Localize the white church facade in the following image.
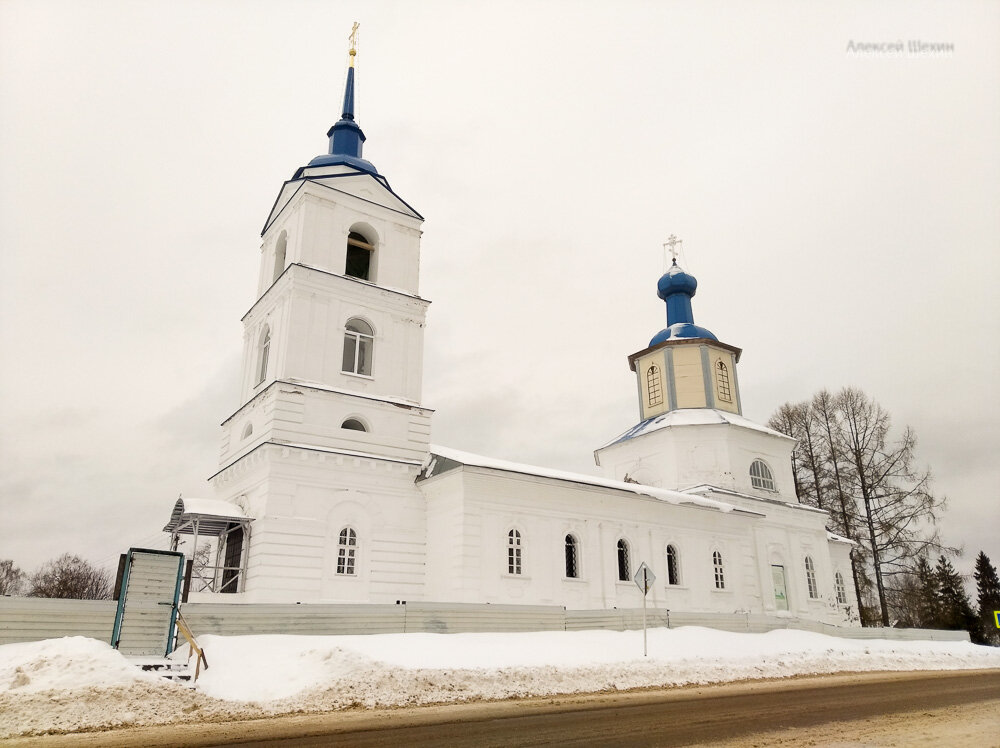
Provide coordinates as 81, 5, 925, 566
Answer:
164, 46, 857, 626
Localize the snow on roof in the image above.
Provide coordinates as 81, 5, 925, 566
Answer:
175, 498, 247, 519
599, 408, 794, 450
684, 484, 829, 515
425, 445, 750, 515
827, 531, 856, 545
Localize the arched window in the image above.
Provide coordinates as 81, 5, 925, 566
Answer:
336, 527, 357, 575
257, 326, 271, 385
617, 539, 630, 582
716, 360, 732, 403
713, 550, 725, 589
345, 231, 375, 281
272, 231, 287, 283
646, 365, 663, 407
507, 530, 522, 575
342, 318, 374, 376
805, 556, 818, 599
666, 544, 680, 585
749, 459, 776, 491
835, 571, 847, 604
565, 534, 579, 579
341, 418, 367, 432
241, 423, 253, 440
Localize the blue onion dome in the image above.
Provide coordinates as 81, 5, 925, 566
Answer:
657, 262, 698, 299
649, 259, 718, 346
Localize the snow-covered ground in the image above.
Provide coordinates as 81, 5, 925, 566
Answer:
1, 627, 998, 738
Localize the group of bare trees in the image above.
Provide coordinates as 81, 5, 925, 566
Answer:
0, 555, 113, 599
769, 387, 952, 627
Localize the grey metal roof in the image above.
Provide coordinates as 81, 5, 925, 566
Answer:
162, 498, 252, 536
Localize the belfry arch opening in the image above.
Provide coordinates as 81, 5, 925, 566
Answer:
273, 231, 287, 283
345, 228, 376, 281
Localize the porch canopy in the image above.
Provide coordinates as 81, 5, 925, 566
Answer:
163, 498, 253, 594
163, 497, 251, 537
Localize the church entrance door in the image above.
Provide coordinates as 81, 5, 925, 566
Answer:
771, 565, 789, 611
221, 526, 244, 593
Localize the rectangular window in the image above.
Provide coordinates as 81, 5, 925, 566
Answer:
357, 336, 372, 375
713, 551, 726, 589
342, 336, 357, 373
646, 365, 663, 407
565, 536, 578, 578
716, 361, 732, 403
508, 546, 521, 575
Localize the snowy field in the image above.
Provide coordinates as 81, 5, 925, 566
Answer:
1, 627, 998, 739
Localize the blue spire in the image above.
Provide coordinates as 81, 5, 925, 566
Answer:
304, 34, 379, 176
649, 259, 718, 346
326, 66, 366, 159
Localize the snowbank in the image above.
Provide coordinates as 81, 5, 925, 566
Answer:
2, 627, 998, 738
0, 637, 163, 695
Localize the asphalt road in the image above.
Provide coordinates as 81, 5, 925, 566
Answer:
9, 670, 998, 747
216, 670, 1000, 747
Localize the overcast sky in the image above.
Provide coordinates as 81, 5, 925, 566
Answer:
1, 1, 997, 584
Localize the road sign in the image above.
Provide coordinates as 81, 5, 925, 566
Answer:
633, 562, 655, 657
634, 562, 655, 596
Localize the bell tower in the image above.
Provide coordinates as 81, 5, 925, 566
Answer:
219, 28, 431, 470
209, 27, 433, 602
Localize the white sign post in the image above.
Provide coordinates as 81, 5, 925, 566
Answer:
633, 562, 655, 657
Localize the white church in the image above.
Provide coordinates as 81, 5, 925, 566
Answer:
164, 43, 857, 626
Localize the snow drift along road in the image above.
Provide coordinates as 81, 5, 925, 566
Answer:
1, 627, 998, 738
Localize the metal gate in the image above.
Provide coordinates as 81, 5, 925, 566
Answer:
111, 548, 185, 657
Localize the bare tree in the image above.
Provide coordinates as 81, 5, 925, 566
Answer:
769, 387, 948, 626
836, 387, 951, 626
811, 389, 869, 619
767, 403, 805, 500
0, 559, 26, 595
28, 554, 113, 600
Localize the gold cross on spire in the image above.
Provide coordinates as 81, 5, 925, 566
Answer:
348, 22, 360, 66
664, 234, 682, 264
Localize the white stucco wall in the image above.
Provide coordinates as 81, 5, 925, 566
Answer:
595, 418, 799, 501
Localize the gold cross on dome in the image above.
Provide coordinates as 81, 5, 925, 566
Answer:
664, 235, 682, 263
348, 22, 360, 63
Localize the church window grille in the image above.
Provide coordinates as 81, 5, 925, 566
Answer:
346, 231, 375, 281
646, 365, 663, 407
666, 544, 680, 585
716, 361, 732, 403
507, 530, 522, 575
750, 459, 776, 491
273, 231, 287, 283
336, 527, 357, 575
835, 571, 847, 604
257, 326, 271, 385
565, 534, 579, 578
341, 418, 367, 432
617, 539, 631, 582
342, 318, 374, 376
713, 550, 726, 589
805, 556, 818, 599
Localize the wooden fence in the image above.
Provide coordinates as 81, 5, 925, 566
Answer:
0, 596, 970, 646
